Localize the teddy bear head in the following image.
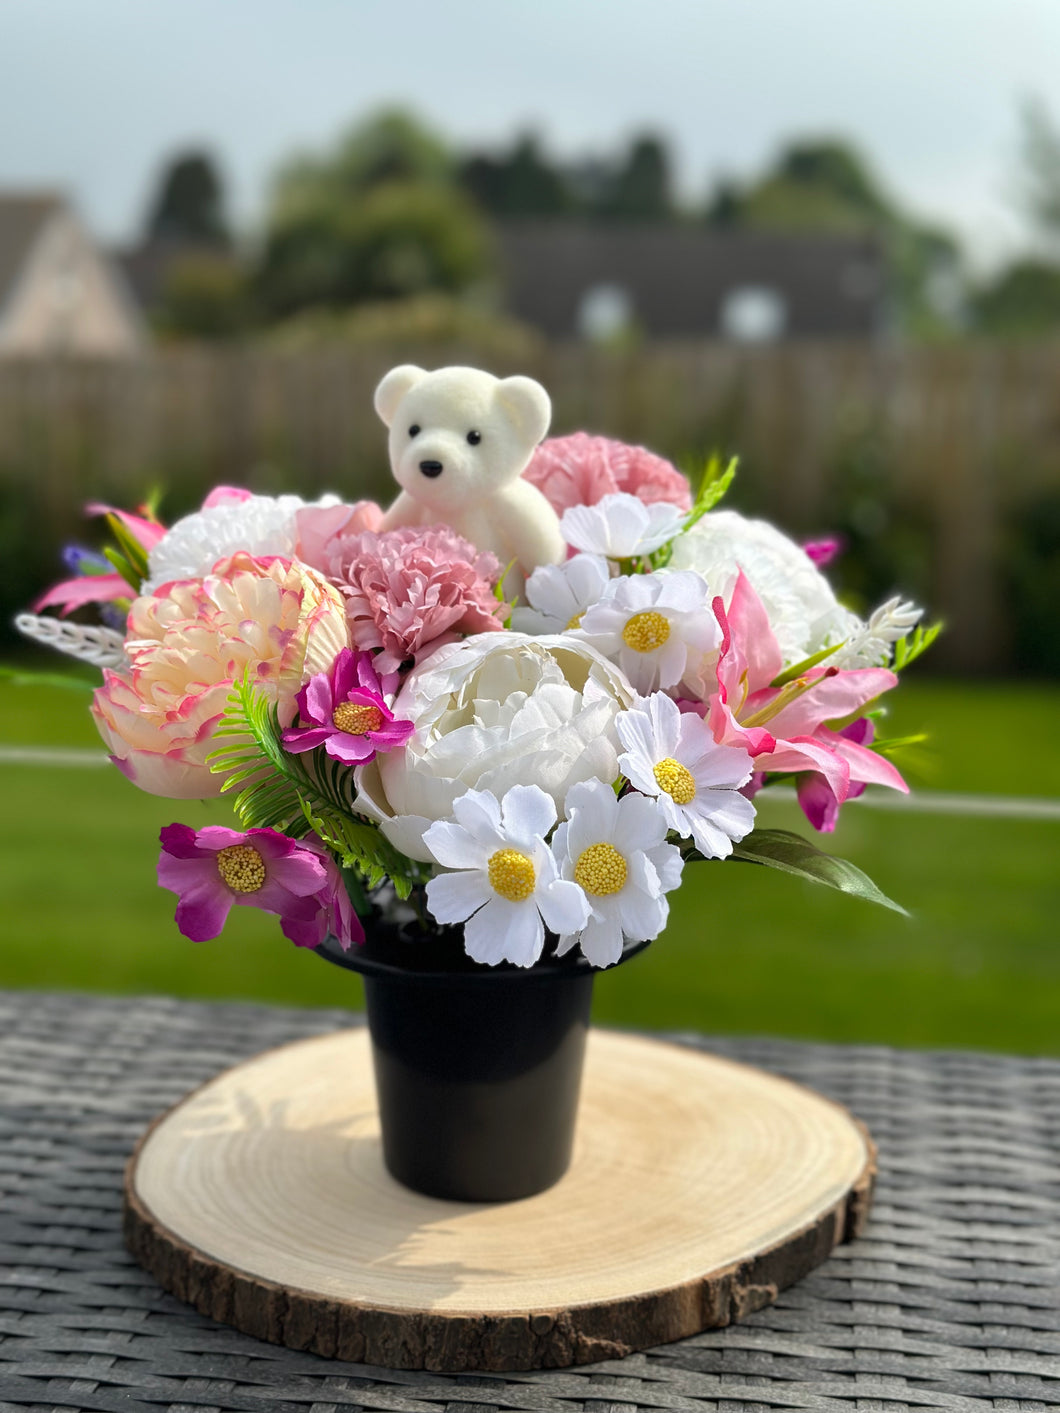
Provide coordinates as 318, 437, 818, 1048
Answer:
374, 364, 551, 513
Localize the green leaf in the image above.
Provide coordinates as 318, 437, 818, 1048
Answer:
685, 453, 738, 532
770, 640, 844, 687
872, 732, 929, 756
729, 828, 909, 916
105, 513, 150, 582
103, 547, 140, 590
893, 620, 943, 672
648, 453, 737, 570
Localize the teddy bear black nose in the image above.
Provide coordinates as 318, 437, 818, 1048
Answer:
419, 460, 444, 478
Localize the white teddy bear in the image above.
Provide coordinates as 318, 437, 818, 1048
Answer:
375, 364, 566, 594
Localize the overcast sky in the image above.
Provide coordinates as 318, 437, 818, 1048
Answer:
2, 0, 1058, 270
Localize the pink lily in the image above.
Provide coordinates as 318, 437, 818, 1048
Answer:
33, 500, 168, 616
34, 572, 132, 616
705, 571, 907, 829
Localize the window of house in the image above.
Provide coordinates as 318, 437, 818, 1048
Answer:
719, 285, 787, 343
577, 283, 634, 342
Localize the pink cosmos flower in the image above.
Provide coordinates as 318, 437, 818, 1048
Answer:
524, 433, 693, 516
158, 823, 330, 943
703, 570, 907, 829
279, 834, 365, 950
283, 647, 413, 765
92, 553, 349, 799
317, 525, 506, 674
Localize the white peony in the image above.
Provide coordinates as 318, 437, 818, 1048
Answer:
143, 492, 341, 595
354, 632, 636, 862
669, 509, 858, 668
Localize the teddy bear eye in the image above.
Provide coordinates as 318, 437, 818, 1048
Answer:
466, 430, 482, 446
408, 424, 421, 437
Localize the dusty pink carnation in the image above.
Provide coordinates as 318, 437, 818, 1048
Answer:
524, 433, 692, 516
319, 525, 506, 673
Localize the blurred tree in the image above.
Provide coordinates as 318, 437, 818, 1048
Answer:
460, 133, 572, 216
972, 259, 1060, 336
597, 133, 673, 220
155, 252, 251, 339
145, 151, 230, 246
705, 137, 965, 337
1019, 96, 1060, 251
257, 109, 493, 318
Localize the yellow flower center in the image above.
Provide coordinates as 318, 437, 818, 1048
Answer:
622, 610, 671, 653
565, 612, 584, 631
216, 844, 267, 894
653, 757, 697, 805
332, 701, 384, 735
574, 842, 628, 896
487, 848, 536, 902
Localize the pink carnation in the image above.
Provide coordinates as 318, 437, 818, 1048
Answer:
319, 525, 506, 673
524, 433, 692, 516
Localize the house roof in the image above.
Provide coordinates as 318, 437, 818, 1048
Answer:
0, 193, 63, 305
496, 222, 887, 339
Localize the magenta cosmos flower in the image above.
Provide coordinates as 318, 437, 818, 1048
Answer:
282, 647, 413, 765
157, 823, 363, 949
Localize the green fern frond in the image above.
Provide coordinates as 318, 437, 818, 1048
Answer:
207, 670, 424, 894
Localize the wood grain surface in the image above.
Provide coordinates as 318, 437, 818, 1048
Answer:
124, 1028, 875, 1371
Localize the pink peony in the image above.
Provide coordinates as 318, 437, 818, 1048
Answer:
317, 525, 506, 674
294, 500, 384, 570
92, 552, 349, 799
524, 433, 692, 516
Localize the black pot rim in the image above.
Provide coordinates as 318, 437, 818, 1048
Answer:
316, 932, 651, 987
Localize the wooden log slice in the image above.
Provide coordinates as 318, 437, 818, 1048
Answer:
124, 1029, 875, 1372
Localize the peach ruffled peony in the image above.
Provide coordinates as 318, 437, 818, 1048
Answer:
524, 433, 692, 516
92, 553, 349, 799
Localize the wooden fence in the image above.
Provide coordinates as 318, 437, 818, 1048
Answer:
2, 342, 1059, 673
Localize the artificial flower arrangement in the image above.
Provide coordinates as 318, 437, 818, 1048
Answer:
17, 363, 939, 972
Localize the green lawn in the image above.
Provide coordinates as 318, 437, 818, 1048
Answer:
1, 671, 1058, 1054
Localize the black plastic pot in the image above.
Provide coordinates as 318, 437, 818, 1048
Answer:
318, 925, 648, 1202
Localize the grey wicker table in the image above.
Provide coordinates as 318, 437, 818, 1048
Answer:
1, 991, 1057, 1411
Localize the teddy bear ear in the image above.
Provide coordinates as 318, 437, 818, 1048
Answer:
496, 375, 552, 447
374, 365, 427, 427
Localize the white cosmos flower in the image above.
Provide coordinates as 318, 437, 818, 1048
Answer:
616, 692, 756, 859
143, 492, 341, 594
510, 554, 611, 635
424, 786, 590, 968
552, 779, 683, 968
561, 493, 686, 559
576, 570, 721, 695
